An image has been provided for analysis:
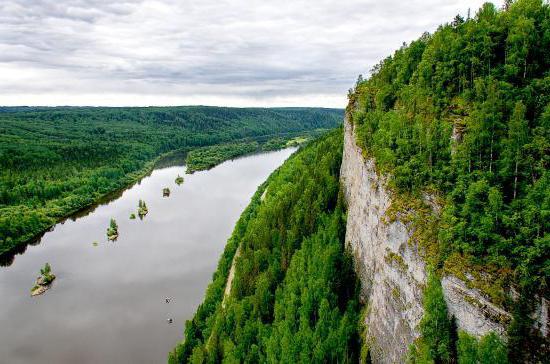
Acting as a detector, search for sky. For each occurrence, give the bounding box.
[0,0,503,108]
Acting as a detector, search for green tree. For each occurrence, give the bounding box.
[506,101,529,199]
[419,273,452,363]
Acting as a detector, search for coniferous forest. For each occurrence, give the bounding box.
[0,106,342,255]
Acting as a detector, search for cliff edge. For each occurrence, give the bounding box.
[340,115,545,363]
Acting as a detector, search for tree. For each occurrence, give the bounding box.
[507,101,529,199]
[506,16,535,80]
[419,272,452,363]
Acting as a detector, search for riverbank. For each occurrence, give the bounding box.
[0,147,297,364]
[0,134,310,259]
[0,107,343,258]
[0,148,185,257]
[170,129,360,363]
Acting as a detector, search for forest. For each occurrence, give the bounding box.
[0,106,342,255]
[185,132,317,173]
[348,0,548,362]
[170,129,361,363]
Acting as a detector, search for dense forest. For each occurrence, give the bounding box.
[185,133,319,173]
[348,0,548,362]
[170,129,361,363]
[0,106,342,255]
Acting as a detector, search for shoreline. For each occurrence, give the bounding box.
[0,142,303,264]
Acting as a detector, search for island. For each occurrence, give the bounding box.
[163,187,170,197]
[138,199,148,218]
[106,218,119,240]
[175,175,184,185]
[31,263,56,296]
[129,213,136,219]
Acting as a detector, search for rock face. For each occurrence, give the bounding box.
[339,116,544,362]
[441,276,510,337]
[341,116,426,363]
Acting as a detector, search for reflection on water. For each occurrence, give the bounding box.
[0,148,295,364]
[1,149,192,268]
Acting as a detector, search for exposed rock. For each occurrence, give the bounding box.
[107,233,118,241]
[340,116,425,363]
[534,297,549,337]
[31,269,56,297]
[36,275,46,286]
[222,246,241,308]
[451,119,465,154]
[441,276,509,337]
[31,285,47,296]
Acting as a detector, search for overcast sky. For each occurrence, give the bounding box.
[0,0,502,107]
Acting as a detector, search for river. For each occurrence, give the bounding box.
[0,148,296,364]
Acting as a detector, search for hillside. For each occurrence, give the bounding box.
[170,129,361,363]
[0,106,342,255]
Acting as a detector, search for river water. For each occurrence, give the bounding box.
[0,148,295,364]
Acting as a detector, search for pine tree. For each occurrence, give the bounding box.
[507,101,528,199]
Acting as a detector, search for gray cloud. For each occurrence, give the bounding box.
[0,0,502,107]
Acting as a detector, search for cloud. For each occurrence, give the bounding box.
[0,0,502,107]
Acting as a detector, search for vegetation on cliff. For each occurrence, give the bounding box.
[0,106,342,255]
[348,0,548,361]
[170,129,361,363]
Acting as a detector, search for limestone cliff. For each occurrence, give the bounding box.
[340,115,548,363]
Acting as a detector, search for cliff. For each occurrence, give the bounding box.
[340,115,548,363]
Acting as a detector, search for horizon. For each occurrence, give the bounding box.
[0,104,345,109]
[1,0,502,108]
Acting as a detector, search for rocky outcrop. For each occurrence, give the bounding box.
[339,115,538,363]
[222,246,240,308]
[31,273,56,296]
[341,116,426,363]
[441,276,510,336]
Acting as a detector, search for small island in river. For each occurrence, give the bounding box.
[138,199,148,218]
[163,187,170,197]
[31,263,56,296]
[175,175,184,185]
[107,218,119,240]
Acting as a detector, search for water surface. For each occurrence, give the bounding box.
[0,148,295,364]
